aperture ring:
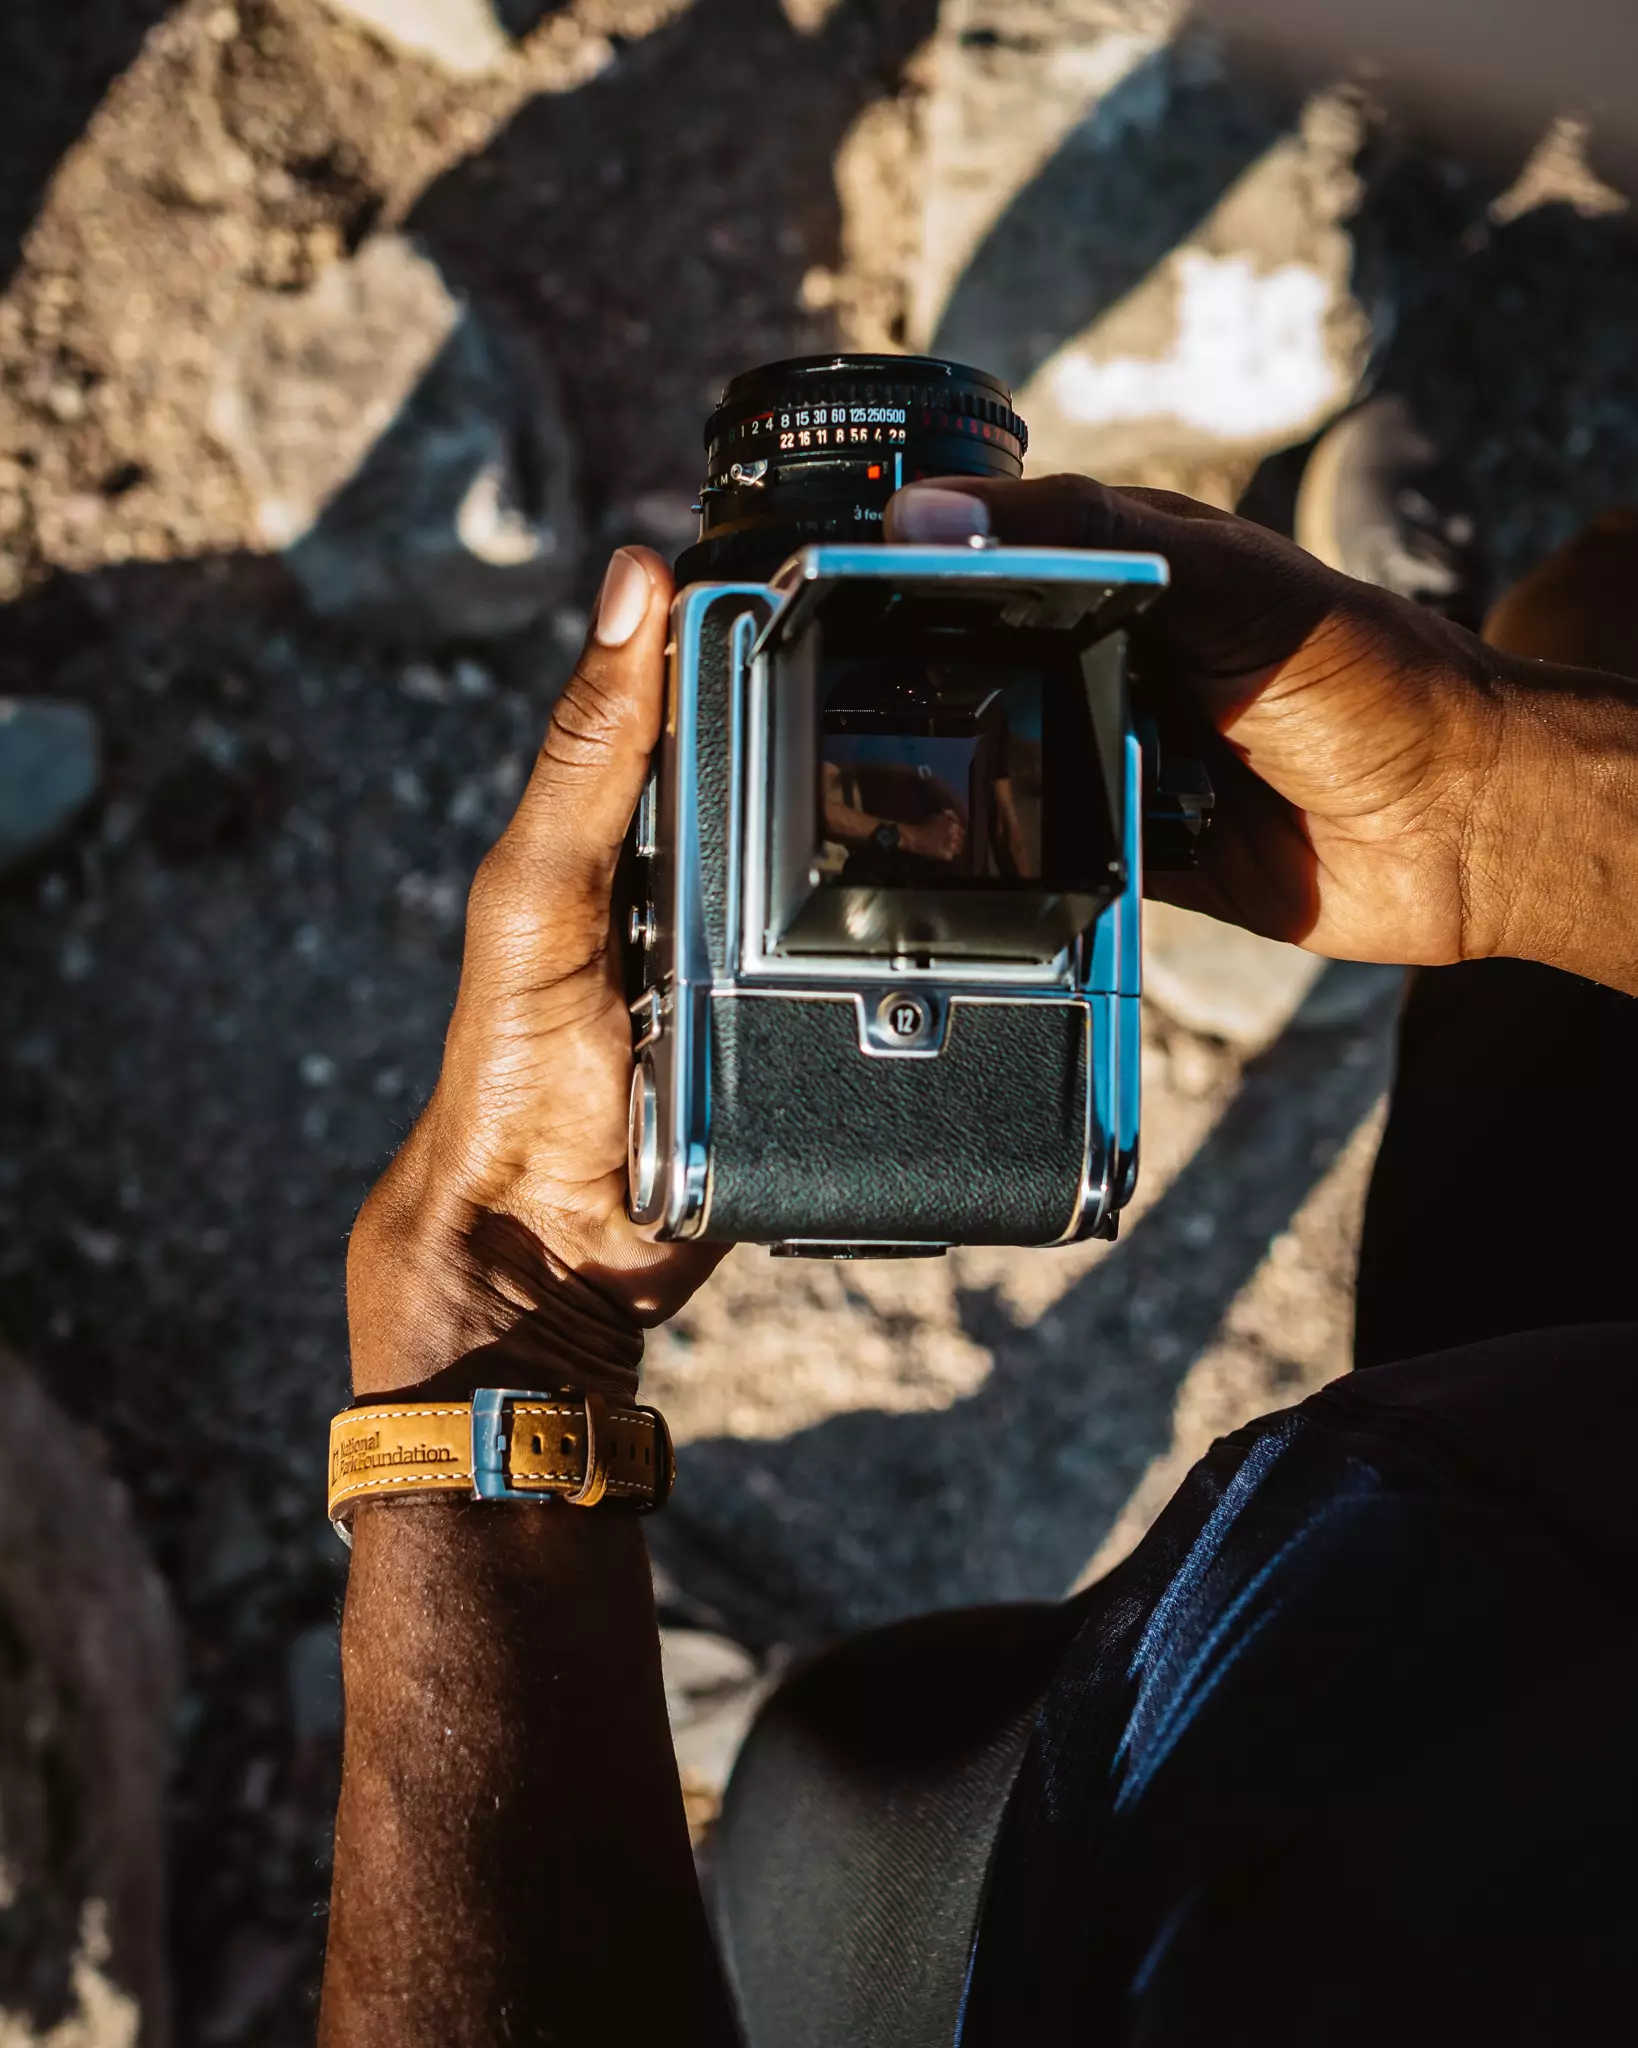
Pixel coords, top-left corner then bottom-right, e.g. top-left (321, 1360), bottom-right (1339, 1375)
top-left (707, 388), bottom-right (1027, 471)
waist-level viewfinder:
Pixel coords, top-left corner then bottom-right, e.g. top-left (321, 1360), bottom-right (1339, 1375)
top-left (754, 546), bottom-right (1161, 966)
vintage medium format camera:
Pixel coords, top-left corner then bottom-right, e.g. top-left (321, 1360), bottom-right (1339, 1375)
top-left (623, 354), bottom-right (1208, 1259)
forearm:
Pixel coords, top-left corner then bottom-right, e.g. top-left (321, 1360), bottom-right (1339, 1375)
top-left (1475, 656), bottom-right (1638, 995)
top-left (320, 1500), bottom-right (736, 2048)
top-left (824, 797), bottom-right (891, 846)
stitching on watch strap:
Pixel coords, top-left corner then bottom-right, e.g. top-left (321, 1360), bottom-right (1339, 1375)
top-left (327, 1388), bottom-right (671, 1538)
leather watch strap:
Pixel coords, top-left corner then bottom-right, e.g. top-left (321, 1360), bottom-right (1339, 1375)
top-left (328, 1386), bottom-right (674, 1537)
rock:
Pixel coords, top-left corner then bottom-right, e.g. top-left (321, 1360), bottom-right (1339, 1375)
top-left (1145, 899), bottom-right (1324, 1046)
top-left (661, 1630), bottom-right (767, 1837)
top-left (0, 699), bottom-right (100, 874)
top-left (1293, 958), bottom-right (1407, 1030)
top-left (210, 235), bottom-right (578, 641)
top-left (1145, 901), bottom-right (1403, 1045)
top-left (0, 1345), bottom-right (177, 2044)
top-left (913, 0), bottom-right (1366, 496)
top-left (317, 0), bottom-right (539, 76)
top-left (661, 1628), bottom-right (758, 1723)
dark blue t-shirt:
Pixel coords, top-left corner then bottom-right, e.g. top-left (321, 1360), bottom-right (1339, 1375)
top-left (959, 1329), bottom-right (1638, 2045)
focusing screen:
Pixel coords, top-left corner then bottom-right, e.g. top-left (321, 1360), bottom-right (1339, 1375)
top-left (817, 658), bottom-right (1043, 888)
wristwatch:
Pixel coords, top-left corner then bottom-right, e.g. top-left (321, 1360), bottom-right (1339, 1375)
top-left (870, 821), bottom-right (901, 855)
top-left (327, 1386), bottom-right (674, 1542)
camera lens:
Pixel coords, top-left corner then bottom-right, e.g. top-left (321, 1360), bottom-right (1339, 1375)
top-left (676, 353), bottom-right (1027, 587)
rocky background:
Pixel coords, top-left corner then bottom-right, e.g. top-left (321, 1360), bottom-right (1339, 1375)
top-left (1, 1), bottom-right (1636, 2041)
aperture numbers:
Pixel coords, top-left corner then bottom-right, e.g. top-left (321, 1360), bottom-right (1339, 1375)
top-left (777, 423), bottom-right (908, 451)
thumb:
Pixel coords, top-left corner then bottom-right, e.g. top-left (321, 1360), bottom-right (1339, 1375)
top-left (468, 546), bottom-right (673, 976)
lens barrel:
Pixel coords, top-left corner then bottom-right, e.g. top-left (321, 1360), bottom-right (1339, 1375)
top-left (676, 353), bottom-right (1027, 587)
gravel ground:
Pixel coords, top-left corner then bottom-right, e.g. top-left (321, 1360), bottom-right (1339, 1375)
top-left (2, 1), bottom-right (1637, 2040)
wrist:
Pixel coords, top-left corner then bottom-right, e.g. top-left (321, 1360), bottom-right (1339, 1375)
top-left (346, 1133), bottom-right (644, 1404)
top-left (1461, 653), bottom-right (1638, 990)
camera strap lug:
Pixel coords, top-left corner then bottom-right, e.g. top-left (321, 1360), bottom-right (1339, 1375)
top-left (630, 986), bottom-right (668, 1050)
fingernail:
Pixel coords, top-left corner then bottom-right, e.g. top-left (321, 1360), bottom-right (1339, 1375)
top-left (593, 549), bottom-right (653, 647)
top-left (889, 485), bottom-right (990, 543)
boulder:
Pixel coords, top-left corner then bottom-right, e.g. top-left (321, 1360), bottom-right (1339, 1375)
top-left (1146, 901), bottom-right (1403, 1046)
top-left (316, 1), bottom-right (545, 76)
top-left (660, 1629), bottom-right (767, 1845)
top-left (0, 700), bottom-right (100, 875)
top-left (210, 235), bottom-right (578, 641)
top-left (913, 0), bottom-right (1366, 495)
top-left (0, 1347), bottom-right (176, 2045)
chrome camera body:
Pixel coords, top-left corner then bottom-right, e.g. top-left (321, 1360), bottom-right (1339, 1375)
top-left (623, 538), bottom-right (1171, 1258)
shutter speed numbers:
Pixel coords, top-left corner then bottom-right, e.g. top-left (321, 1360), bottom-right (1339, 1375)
top-left (745, 405), bottom-right (908, 453)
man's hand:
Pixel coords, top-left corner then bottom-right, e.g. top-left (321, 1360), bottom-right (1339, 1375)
top-left (324, 549), bottom-right (738, 2048)
top-left (347, 546), bottom-right (723, 1400)
top-left (902, 808), bottom-right (966, 862)
top-left (888, 475), bottom-right (1638, 993)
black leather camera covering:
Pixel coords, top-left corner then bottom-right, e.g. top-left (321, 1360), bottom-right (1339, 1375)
top-left (704, 994), bottom-right (1089, 1244)
top-left (695, 599), bottom-right (742, 969)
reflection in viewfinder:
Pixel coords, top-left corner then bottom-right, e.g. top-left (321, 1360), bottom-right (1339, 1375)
top-left (817, 659), bottom-right (1043, 888)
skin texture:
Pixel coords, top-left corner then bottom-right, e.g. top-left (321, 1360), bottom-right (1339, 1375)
top-left (344, 544), bottom-right (723, 1410)
top-left (323, 485), bottom-right (1638, 2047)
top-left (322, 549), bottom-right (738, 2048)
top-left (819, 759), bottom-right (968, 861)
top-left (888, 477), bottom-right (1638, 991)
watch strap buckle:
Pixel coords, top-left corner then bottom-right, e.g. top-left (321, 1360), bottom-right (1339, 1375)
top-left (328, 1387), bottom-right (672, 1543)
top-left (470, 1386), bottom-right (669, 1510)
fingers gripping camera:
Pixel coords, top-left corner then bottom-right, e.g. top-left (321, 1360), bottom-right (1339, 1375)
top-left (623, 357), bottom-right (1201, 1259)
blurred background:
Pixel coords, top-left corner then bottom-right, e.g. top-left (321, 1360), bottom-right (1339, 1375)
top-left (1, 0), bottom-right (1635, 2040)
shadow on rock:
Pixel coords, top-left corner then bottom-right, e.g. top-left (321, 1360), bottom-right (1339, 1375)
top-left (406, 0), bottom-right (941, 524)
top-left (1347, 136), bottom-right (1638, 602)
top-left (0, 0), bottom-right (175, 291)
top-left (931, 27), bottom-right (1296, 395)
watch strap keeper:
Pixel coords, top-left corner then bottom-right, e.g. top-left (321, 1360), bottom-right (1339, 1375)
top-left (327, 1387), bottom-right (674, 1539)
